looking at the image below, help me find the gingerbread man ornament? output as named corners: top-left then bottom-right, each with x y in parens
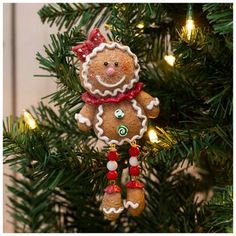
top-left (73, 28), bottom-right (160, 220)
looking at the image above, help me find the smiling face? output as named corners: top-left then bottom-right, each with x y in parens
top-left (80, 43), bottom-right (140, 97)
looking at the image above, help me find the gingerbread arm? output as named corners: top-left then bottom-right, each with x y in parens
top-left (135, 90), bottom-right (160, 118)
top-left (75, 103), bottom-right (96, 132)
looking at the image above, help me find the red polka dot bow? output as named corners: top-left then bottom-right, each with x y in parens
top-left (72, 28), bottom-right (106, 61)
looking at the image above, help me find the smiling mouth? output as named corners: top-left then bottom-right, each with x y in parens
top-left (95, 75), bottom-right (126, 88)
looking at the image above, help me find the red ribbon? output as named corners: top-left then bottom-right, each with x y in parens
top-left (72, 28), bottom-right (106, 61)
top-left (81, 82), bottom-right (143, 105)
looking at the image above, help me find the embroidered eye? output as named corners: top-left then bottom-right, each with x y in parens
top-left (114, 62), bottom-right (119, 67)
top-left (104, 62), bottom-right (109, 66)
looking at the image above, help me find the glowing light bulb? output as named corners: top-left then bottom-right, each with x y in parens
top-left (164, 54), bottom-right (176, 66)
top-left (23, 110), bottom-right (37, 130)
top-left (186, 19), bottom-right (195, 40)
top-left (148, 129), bottom-right (158, 143)
top-left (104, 23), bottom-right (111, 30)
top-left (136, 22), bottom-right (144, 29)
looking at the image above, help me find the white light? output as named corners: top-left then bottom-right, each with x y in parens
top-left (164, 54), bottom-right (176, 66)
top-left (23, 110), bottom-right (37, 130)
top-left (186, 19), bottom-right (195, 40)
top-left (136, 22), bottom-right (144, 29)
top-left (148, 129), bottom-right (159, 143)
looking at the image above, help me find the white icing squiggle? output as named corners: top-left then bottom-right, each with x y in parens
top-left (147, 97), bottom-right (160, 110)
top-left (95, 99), bottom-right (147, 145)
top-left (82, 42), bottom-right (140, 97)
top-left (95, 105), bottom-right (104, 138)
top-left (75, 113), bottom-right (91, 127)
top-left (123, 200), bottom-right (139, 209)
top-left (103, 207), bottom-right (124, 214)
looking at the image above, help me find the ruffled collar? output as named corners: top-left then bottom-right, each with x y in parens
top-left (81, 82), bottom-right (143, 105)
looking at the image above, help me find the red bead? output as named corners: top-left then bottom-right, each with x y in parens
top-left (129, 166), bottom-right (140, 176)
top-left (129, 146), bottom-right (140, 157)
top-left (106, 171), bottom-right (118, 180)
top-left (107, 150), bottom-right (119, 161)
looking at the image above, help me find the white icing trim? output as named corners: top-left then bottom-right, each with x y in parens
top-left (95, 75), bottom-right (126, 88)
top-left (95, 105), bottom-right (104, 139)
top-left (75, 113), bottom-right (91, 127)
top-left (82, 42), bottom-right (140, 97)
top-left (103, 207), bottom-right (124, 214)
top-left (123, 200), bottom-right (139, 209)
top-left (95, 99), bottom-right (147, 145)
top-left (147, 97), bottom-right (160, 110)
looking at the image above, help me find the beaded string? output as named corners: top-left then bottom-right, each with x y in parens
top-left (128, 140), bottom-right (141, 181)
top-left (106, 144), bottom-right (119, 185)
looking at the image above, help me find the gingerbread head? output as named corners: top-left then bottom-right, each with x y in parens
top-left (73, 29), bottom-right (140, 98)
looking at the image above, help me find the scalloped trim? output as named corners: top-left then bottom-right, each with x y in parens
top-left (103, 207), bottom-right (124, 214)
top-left (95, 105), bottom-right (104, 139)
top-left (147, 97), bottom-right (160, 110)
top-left (82, 42), bottom-right (140, 97)
top-left (95, 99), bottom-right (147, 145)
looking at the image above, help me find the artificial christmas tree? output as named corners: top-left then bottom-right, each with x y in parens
top-left (3, 3), bottom-right (233, 233)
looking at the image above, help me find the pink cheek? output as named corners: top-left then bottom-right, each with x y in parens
top-left (120, 64), bottom-right (129, 73)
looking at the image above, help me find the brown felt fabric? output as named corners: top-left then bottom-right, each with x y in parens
top-left (126, 188), bottom-right (145, 216)
top-left (101, 192), bottom-right (123, 221)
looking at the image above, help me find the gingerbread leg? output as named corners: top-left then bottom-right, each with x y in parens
top-left (101, 144), bottom-right (123, 221)
top-left (124, 141), bottom-right (145, 216)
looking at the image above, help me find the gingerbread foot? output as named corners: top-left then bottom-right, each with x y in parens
top-left (124, 180), bottom-right (145, 216)
top-left (101, 184), bottom-right (124, 221)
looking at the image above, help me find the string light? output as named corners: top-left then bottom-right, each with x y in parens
top-left (23, 110), bottom-right (37, 130)
top-left (186, 19), bottom-right (195, 40)
top-left (185, 4), bottom-right (195, 40)
top-left (148, 129), bottom-right (159, 143)
top-left (164, 54), bottom-right (176, 66)
top-left (163, 31), bottom-right (175, 66)
top-left (104, 23), bottom-right (111, 30)
top-left (136, 22), bottom-right (145, 29)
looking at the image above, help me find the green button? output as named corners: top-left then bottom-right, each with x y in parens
top-left (114, 109), bottom-right (125, 119)
top-left (117, 124), bottom-right (128, 137)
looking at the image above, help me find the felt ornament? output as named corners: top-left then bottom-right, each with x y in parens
top-left (73, 28), bottom-right (160, 220)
